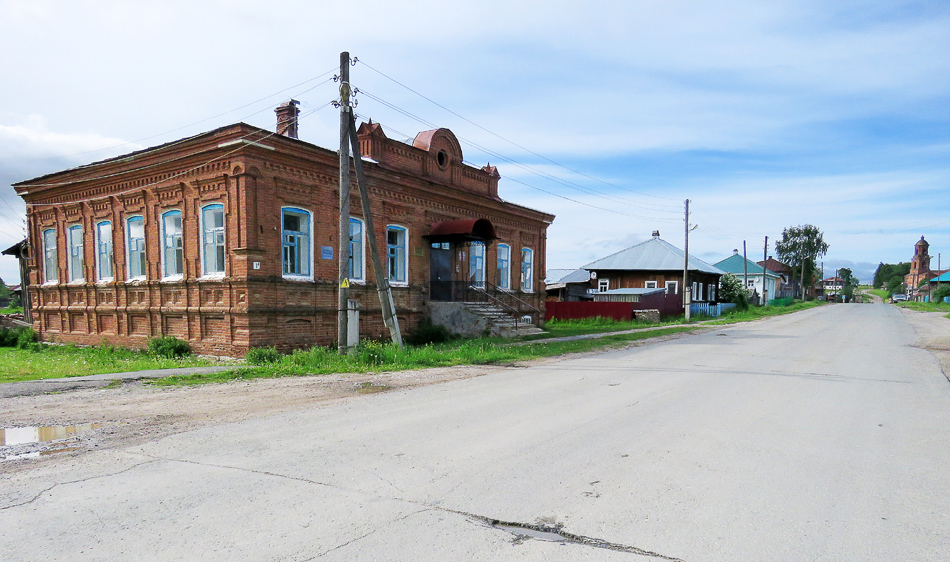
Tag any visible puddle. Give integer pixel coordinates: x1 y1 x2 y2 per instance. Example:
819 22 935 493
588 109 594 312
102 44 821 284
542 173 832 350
1 423 103 446
355 382 391 395
2 423 103 462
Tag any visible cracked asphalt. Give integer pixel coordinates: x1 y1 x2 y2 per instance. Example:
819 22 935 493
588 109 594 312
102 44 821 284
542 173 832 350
3 303 950 560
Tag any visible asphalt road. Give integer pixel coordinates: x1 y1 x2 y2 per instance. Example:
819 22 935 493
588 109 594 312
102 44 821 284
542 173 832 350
3 304 949 561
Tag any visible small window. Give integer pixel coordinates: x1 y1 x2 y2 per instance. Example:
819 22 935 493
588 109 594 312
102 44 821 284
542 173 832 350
598 278 609 292
470 241 485 287
162 210 184 279
387 225 408 284
202 204 226 276
708 284 717 302
126 216 146 280
645 281 657 289
521 248 534 292
67 225 84 282
666 280 678 295
282 207 312 278
692 282 701 301
497 244 511 290
43 228 58 284
96 221 113 282
349 217 364 281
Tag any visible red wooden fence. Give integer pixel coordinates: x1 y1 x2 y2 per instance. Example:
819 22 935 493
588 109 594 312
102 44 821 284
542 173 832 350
545 294 685 321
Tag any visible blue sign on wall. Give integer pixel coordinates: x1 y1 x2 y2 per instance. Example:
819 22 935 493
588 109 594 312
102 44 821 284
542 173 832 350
321 246 333 260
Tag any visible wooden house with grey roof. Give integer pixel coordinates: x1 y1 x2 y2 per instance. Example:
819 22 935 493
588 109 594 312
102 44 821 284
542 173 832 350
582 234 725 304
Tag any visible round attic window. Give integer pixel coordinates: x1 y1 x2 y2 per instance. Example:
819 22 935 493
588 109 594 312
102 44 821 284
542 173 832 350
437 149 448 169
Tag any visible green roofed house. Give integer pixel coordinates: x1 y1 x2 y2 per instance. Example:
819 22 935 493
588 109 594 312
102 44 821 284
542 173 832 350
714 250 780 305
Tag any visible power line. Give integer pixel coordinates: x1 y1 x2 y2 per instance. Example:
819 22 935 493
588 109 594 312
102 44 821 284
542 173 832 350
357 58 681 205
355 91 681 217
23 102 336 207
0 69 339 164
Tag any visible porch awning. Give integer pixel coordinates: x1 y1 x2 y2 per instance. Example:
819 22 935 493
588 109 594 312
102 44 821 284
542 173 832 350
424 218 497 243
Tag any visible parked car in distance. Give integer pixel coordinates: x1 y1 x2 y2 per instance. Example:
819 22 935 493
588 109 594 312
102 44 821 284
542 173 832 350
890 294 907 303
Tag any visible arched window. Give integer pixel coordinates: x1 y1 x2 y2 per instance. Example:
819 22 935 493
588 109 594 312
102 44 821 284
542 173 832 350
521 247 534 292
67 225 84 282
349 217 364 282
386 225 408 284
496 244 511 290
282 207 312 278
95 221 113 282
126 216 146 280
201 204 225 276
161 210 183 279
42 228 58 284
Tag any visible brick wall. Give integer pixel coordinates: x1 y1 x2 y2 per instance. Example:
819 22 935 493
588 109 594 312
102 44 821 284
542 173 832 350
16 123 553 356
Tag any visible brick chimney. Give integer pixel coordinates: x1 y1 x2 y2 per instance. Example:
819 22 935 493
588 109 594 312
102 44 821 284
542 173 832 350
275 100 300 138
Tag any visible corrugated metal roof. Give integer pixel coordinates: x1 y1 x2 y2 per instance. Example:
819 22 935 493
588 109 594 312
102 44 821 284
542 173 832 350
545 268 590 284
599 288 667 295
582 238 724 275
714 254 779 278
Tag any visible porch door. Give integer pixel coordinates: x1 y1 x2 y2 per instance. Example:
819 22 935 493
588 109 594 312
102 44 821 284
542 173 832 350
430 243 453 301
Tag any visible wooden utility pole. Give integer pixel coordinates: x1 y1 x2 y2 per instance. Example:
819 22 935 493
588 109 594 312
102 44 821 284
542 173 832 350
762 236 769 307
337 51 352 355
333 51 403 349
743 240 749 302
683 199 691 321
348 116 403 347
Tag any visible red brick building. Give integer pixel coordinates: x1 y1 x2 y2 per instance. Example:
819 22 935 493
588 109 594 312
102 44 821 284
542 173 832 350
13 110 553 356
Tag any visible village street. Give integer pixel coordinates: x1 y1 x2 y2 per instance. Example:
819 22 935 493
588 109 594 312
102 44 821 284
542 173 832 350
3 304 950 561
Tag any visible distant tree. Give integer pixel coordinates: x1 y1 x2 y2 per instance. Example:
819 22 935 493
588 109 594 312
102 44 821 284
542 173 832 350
886 276 904 296
775 225 829 300
839 268 857 301
873 262 910 289
718 273 749 310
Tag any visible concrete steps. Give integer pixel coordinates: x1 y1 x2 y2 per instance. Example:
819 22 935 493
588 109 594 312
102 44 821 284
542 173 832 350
461 302 544 337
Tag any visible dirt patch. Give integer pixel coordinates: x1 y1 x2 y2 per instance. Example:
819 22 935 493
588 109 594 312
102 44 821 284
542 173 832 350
902 307 950 382
0 331 692 473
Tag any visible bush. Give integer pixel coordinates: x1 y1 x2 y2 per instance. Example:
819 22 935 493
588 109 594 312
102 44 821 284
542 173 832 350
718 273 749 310
405 319 459 346
0 327 20 347
932 285 950 303
246 346 282 365
16 328 38 350
147 336 191 358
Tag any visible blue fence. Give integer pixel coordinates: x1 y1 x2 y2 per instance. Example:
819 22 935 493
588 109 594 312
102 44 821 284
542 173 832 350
689 302 736 318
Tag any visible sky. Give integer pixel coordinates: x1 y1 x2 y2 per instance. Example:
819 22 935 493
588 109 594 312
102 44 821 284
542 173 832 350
1 0 948 287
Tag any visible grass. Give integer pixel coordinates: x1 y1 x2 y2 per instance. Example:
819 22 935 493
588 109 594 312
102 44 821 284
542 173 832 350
0 300 825 387
0 306 24 315
866 288 889 300
524 316 685 339
151 326 700 386
0 343 221 384
703 300 825 325
896 300 950 316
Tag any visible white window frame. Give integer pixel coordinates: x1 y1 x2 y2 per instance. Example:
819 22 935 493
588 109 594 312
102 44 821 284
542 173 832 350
281 207 312 280
126 216 146 281
201 204 226 278
496 243 511 290
692 281 700 301
598 278 610 292
42 228 58 284
666 280 678 295
386 225 408 286
161 210 184 281
645 280 658 289
67 224 84 283
521 247 534 293
95 221 113 282
708 284 716 302
470 241 485 287
349 217 365 283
